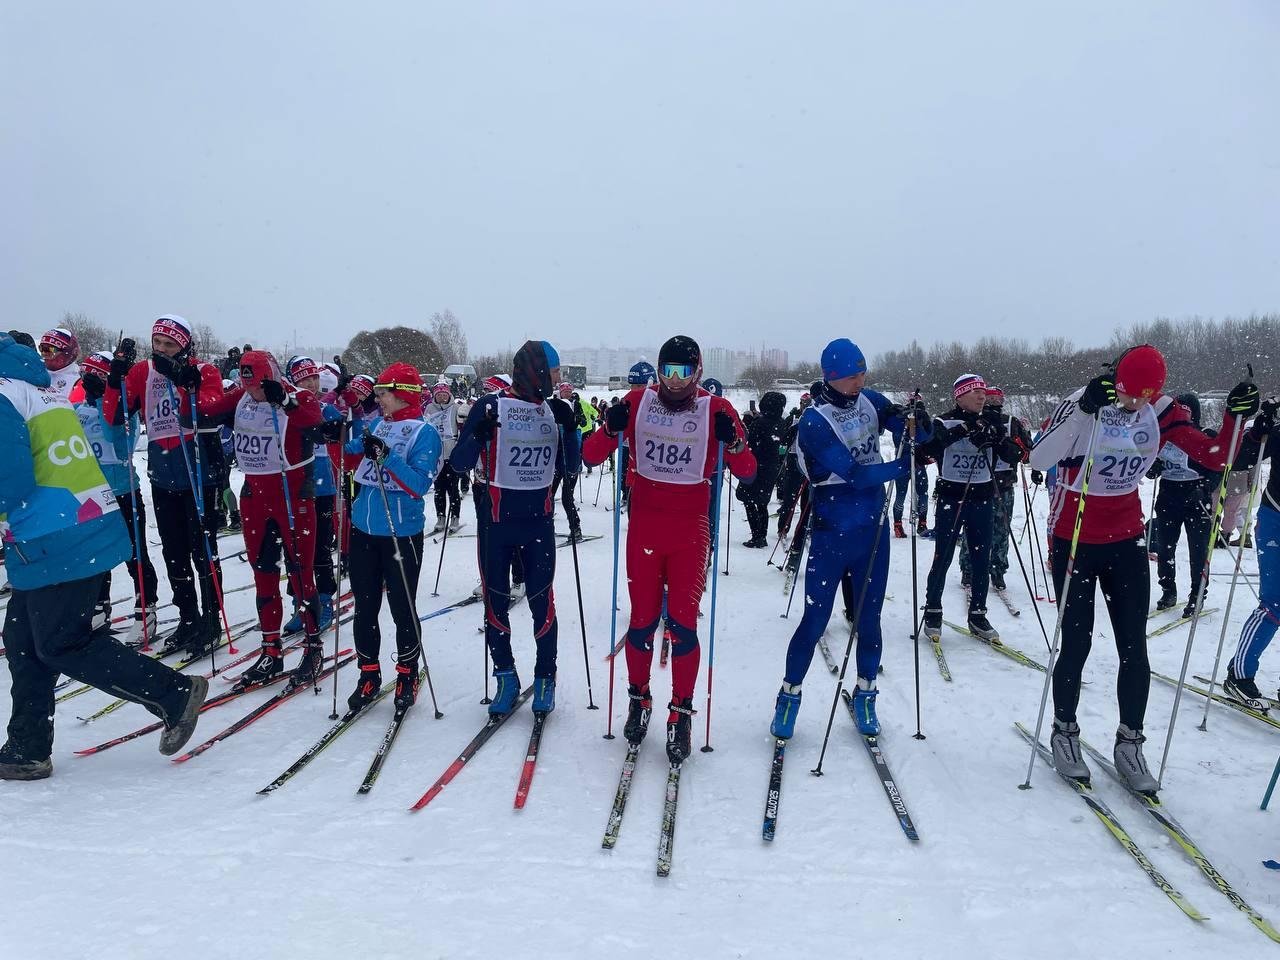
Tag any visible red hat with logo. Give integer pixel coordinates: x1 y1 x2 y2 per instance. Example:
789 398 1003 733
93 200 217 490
1114 345 1167 400
239 351 283 391
81 350 112 381
375 362 424 410
287 356 322 385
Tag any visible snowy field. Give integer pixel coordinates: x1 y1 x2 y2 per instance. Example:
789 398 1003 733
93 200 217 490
1 443 1277 960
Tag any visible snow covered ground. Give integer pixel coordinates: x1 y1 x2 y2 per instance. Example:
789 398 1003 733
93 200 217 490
1 446 1277 960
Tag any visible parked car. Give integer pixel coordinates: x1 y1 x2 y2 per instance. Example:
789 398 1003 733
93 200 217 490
770 377 802 390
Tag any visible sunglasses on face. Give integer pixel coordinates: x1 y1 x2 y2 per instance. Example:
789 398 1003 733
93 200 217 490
38 344 62 357
659 362 696 382
374 383 422 394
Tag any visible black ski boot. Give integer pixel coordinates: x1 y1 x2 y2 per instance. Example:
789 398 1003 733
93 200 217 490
1155 586 1178 611
235 642 284 690
566 523 584 544
624 683 652 744
0 742 52 781
182 610 223 659
1225 663 1265 707
288 636 324 690
162 616 202 655
922 610 942 642
393 663 419 711
991 571 1007 592
666 697 694 765
348 663 382 712
158 676 210 756
967 612 1000 642
1181 598 1201 620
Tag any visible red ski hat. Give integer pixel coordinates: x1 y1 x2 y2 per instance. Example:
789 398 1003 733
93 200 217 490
985 385 1004 402
375 362 423 409
1114 345 1166 400
286 355 322 385
431 380 453 403
152 315 192 350
39 327 79 371
556 381 574 398
239 350 282 391
953 373 987 400
81 350 112 381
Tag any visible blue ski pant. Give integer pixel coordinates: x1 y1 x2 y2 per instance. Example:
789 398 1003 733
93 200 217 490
480 516 558 680
783 519 889 686
1231 506 1280 681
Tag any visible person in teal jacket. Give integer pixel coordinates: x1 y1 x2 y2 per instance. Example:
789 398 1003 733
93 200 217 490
0 333 207 779
76 350 159 636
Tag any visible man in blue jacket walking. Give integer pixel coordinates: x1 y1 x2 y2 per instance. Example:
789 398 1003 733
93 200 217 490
0 333 207 779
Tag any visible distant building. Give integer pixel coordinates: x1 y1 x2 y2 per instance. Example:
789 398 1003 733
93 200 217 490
761 348 789 370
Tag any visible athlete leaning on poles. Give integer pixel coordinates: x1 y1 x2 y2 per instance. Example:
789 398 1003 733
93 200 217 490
0 332 207 780
102 316 228 655
582 335 756 764
201 351 326 690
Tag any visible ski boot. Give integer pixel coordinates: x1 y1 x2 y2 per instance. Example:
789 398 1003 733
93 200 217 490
533 677 556 714
566 523 584 544
488 668 521 715
181 612 222 659
348 663 383 712
921 609 942 642
315 594 335 632
960 571 971 589
1181 599 1201 620
91 599 111 632
1225 663 1265 708
509 581 527 604
393 663 419 710
287 637 324 690
158 676 210 756
161 616 201 655
448 513 462 534
967 612 1000 642
624 683 653 743
235 642 283 690
1155 585 1178 611
228 510 242 531
1050 718 1090 782
917 519 933 539
991 571 1007 592
431 515 447 535
666 697 694 765
852 676 879 736
893 520 906 539
770 683 802 740
1113 724 1159 795
281 603 305 636
134 603 158 643
0 742 52 781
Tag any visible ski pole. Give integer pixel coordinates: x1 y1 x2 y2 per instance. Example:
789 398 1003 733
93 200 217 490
120 404 151 653
1007 513 1053 654
781 505 810 619
430 506 450 597
372 449 443 719
1155 410 1246 789
593 454 606 507
1019 412 1101 790
1198 434 1267 731
269 404 321 689
700 442 727 753
907 417 924 740
604 440 624 739
1018 467 1041 600
569 527 598 709
722 471 732 576
1263 753 1280 810
328 412 350 719
166 380 236 662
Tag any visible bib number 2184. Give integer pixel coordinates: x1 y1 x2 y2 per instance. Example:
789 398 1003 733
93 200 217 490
644 440 693 467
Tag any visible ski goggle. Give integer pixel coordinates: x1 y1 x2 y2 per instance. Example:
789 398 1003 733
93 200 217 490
37 343 65 357
658 362 696 382
373 381 423 393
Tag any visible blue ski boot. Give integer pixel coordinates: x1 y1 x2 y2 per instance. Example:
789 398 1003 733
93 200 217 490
315 594 335 631
281 603 304 636
852 677 880 736
488 668 521 715
533 677 556 714
770 682 802 739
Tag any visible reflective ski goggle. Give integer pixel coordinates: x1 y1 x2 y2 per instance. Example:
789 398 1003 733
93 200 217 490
659 362 696 382
373 382 423 393
37 343 63 357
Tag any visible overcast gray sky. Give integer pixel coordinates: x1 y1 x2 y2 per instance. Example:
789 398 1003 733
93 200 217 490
3 1 1277 365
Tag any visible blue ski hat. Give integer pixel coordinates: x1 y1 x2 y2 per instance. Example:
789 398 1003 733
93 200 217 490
702 377 723 396
821 338 866 381
628 360 656 385
541 341 560 368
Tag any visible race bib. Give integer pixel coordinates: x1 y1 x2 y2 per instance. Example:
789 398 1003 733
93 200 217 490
76 406 122 467
812 394 882 486
937 419 992 484
491 397 558 490
144 366 181 441
233 395 283 475
354 418 427 488
1065 404 1159 497
634 389 711 485
1158 442 1199 482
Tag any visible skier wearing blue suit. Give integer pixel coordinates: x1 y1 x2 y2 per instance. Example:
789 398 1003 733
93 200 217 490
770 339 925 739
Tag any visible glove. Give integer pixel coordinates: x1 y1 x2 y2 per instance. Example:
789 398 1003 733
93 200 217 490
913 403 932 434
971 420 1000 447
81 376 105 402
151 351 179 381
1145 458 1164 480
881 402 904 421
362 434 389 461
108 355 131 389
1030 469 1044 486
174 363 202 392
261 379 287 406
7 330 35 348
116 337 137 367
714 410 739 446
1227 380 1261 417
315 419 344 443
604 401 630 435
472 410 499 443
1078 374 1116 415
335 373 353 396
1251 398 1278 440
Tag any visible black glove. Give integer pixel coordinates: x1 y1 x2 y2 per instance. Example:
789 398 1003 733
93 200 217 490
1227 380 1261 417
315 419 344 443
881 403 905 421
7 330 35 348
1078 374 1116 415
912 402 932 434
174 363 202 392
605 401 630 435
970 420 1000 447
335 373 353 396
260 379 287 406
81 376 106 402
1145 458 1164 480
363 433 389 461
1251 398 1278 440
472 410 499 443
108 355 131 389
714 410 739 446
116 337 137 367
1030 469 1044 486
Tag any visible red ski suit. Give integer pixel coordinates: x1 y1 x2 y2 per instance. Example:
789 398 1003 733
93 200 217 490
204 385 323 649
583 386 756 702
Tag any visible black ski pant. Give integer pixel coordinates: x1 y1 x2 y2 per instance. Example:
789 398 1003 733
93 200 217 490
99 489 158 611
1050 534 1150 730
925 490 993 615
960 484 1014 582
472 482 524 587
892 464 929 524
349 526 423 668
433 462 462 523
775 457 807 536
4 573 191 761
737 467 779 541
1152 479 1211 604
151 483 223 624
481 515 559 680
550 468 582 533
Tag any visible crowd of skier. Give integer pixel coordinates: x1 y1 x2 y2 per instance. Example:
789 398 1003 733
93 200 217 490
0 318 1274 826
